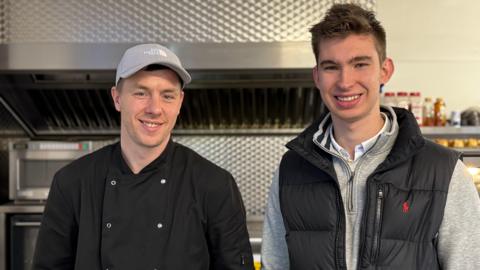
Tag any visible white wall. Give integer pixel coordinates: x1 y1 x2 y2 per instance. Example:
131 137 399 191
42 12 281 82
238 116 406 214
377 0 480 114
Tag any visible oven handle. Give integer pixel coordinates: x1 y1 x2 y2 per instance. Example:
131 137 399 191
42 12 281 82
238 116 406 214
13 221 41 227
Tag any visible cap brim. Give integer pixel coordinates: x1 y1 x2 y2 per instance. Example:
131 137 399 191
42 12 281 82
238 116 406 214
117 60 191 87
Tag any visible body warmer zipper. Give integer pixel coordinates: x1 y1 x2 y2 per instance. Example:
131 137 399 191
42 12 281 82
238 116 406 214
371 186 384 263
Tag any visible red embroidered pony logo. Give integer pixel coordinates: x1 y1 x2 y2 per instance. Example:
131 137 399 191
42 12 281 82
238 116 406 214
402 202 410 213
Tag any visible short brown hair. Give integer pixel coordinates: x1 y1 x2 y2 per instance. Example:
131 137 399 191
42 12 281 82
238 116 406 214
310 4 386 63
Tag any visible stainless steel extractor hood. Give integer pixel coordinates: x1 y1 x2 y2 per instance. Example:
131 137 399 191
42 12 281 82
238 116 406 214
0 42 315 71
0 42 321 138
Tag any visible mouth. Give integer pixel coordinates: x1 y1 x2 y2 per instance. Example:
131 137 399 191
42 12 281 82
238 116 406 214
139 119 163 128
335 94 361 102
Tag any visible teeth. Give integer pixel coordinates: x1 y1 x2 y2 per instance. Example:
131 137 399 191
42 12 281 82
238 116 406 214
337 95 360 101
142 121 160 127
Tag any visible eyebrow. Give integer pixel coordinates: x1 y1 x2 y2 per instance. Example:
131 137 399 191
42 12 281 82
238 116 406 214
133 83 181 93
160 89 181 95
349 56 373 63
319 60 338 67
319 55 373 67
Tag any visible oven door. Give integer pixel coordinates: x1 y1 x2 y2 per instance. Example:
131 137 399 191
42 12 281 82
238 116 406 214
10 214 42 270
9 141 92 201
11 153 74 200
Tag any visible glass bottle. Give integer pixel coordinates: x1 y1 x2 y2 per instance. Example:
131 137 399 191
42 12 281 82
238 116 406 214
409 92 423 126
423 97 434 126
434 98 447 126
382 91 397 107
396 91 410 110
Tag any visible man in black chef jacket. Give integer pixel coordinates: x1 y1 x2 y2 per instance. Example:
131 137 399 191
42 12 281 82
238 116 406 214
32 44 254 270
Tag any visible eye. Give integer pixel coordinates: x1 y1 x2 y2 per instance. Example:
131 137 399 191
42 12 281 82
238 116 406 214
133 90 147 97
354 62 369 68
163 93 176 101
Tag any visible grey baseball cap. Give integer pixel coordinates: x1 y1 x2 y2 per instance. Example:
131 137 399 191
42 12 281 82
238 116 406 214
115 43 191 87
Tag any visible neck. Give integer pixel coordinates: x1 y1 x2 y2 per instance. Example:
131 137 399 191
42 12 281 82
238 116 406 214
331 113 384 159
120 137 169 174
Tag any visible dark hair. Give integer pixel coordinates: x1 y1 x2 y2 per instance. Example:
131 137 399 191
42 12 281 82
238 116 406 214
310 4 386 63
117 64 183 90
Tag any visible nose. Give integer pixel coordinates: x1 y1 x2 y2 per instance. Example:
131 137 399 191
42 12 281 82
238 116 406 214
337 68 355 90
145 94 164 115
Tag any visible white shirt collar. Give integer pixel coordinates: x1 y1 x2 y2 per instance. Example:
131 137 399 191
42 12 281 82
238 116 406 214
330 112 390 161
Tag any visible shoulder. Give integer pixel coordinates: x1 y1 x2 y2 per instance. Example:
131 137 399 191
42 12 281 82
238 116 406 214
171 142 239 197
172 142 233 181
423 139 459 155
419 139 461 165
279 149 305 169
54 143 115 188
448 160 479 199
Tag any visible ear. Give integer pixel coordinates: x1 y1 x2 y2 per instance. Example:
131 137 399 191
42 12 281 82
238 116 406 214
312 65 322 90
380 57 395 85
111 86 121 112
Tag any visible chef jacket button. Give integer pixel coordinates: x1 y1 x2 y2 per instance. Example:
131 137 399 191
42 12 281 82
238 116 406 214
157 223 163 229
111 180 117 186
106 222 112 229
160 178 167 184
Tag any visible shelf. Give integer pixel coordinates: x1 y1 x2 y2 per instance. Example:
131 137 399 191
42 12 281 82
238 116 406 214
452 148 480 154
421 126 480 136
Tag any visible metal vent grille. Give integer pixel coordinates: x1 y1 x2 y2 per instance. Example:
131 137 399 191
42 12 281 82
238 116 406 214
1 0 375 43
21 87 322 135
0 97 26 136
178 87 321 130
27 89 119 132
173 135 293 217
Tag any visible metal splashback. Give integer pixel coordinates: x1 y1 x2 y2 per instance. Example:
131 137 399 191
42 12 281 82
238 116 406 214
0 0 377 44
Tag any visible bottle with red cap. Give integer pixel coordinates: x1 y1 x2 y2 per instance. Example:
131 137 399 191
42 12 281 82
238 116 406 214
382 91 397 107
396 91 410 110
409 92 423 126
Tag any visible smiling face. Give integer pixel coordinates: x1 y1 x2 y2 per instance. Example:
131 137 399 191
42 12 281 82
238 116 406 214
313 34 394 127
111 68 184 155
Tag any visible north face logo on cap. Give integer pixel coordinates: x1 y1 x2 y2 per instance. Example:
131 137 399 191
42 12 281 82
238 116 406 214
144 48 167 57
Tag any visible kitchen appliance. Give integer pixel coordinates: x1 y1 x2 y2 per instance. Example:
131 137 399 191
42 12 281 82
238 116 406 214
9 141 93 201
9 214 41 270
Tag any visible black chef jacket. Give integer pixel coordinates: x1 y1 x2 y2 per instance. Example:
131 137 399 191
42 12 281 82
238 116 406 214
32 140 254 270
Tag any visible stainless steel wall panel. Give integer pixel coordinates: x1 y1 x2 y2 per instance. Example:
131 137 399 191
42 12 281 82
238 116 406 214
0 0 5 44
1 0 375 43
